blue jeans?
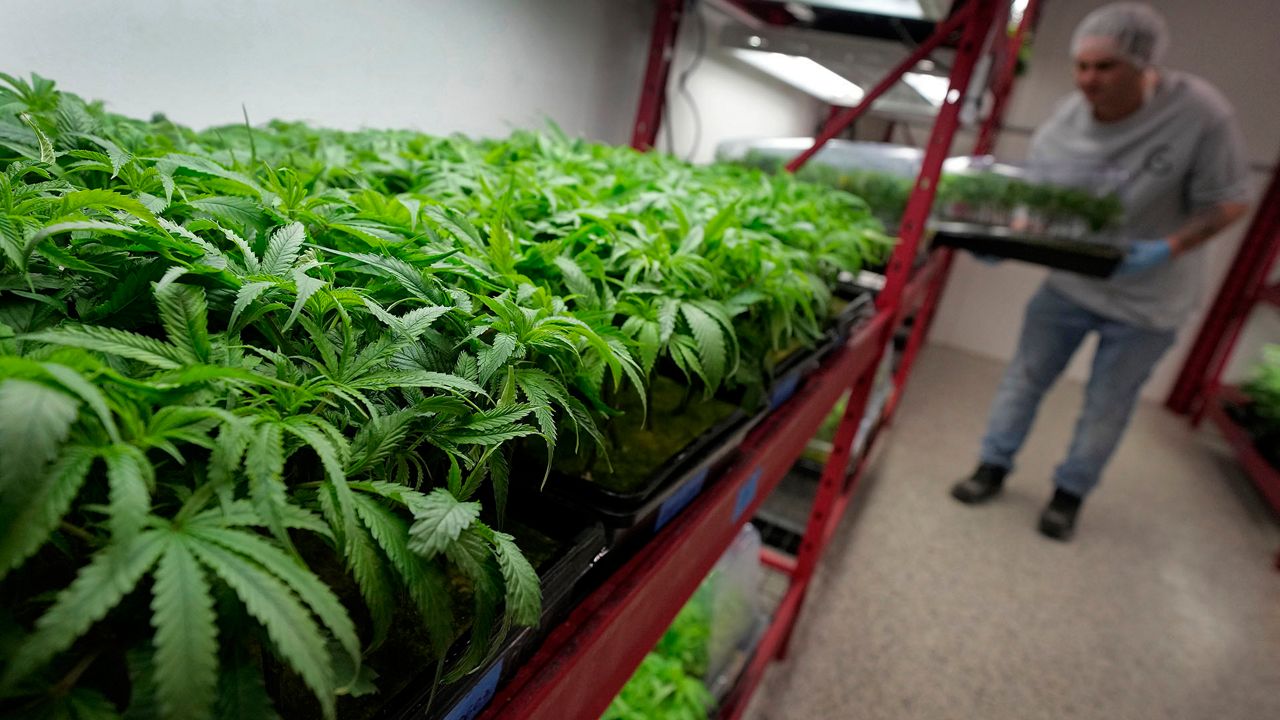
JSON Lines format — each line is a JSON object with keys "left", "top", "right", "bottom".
{"left": 979, "top": 285, "right": 1176, "bottom": 498}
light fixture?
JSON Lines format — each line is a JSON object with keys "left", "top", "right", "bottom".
{"left": 793, "top": 1, "right": 927, "bottom": 19}
{"left": 729, "top": 49, "right": 867, "bottom": 105}
{"left": 902, "top": 72, "right": 950, "bottom": 106}
{"left": 1011, "top": 0, "right": 1030, "bottom": 23}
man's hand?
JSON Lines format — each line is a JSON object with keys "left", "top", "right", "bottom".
{"left": 1114, "top": 239, "right": 1172, "bottom": 276}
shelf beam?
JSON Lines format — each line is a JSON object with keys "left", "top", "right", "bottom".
{"left": 479, "top": 313, "right": 888, "bottom": 720}
{"left": 631, "top": 0, "right": 684, "bottom": 151}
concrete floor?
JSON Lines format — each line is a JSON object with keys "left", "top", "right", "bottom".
{"left": 743, "top": 344, "right": 1280, "bottom": 720}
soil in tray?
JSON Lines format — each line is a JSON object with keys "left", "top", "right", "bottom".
{"left": 555, "top": 374, "right": 739, "bottom": 496}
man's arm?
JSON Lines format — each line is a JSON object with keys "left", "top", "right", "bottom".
{"left": 1167, "top": 200, "right": 1250, "bottom": 256}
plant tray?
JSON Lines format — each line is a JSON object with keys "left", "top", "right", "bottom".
{"left": 545, "top": 404, "right": 756, "bottom": 549}
{"left": 930, "top": 220, "right": 1123, "bottom": 277}
{"left": 506, "top": 499, "right": 608, "bottom": 630}
{"left": 765, "top": 289, "right": 875, "bottom": 412}
{"left": 765, "top": 335, "right": 840, "bottom": 411}
{"left": 386, "top": 627, "right": 535, "bottom": 720}
{"left": 828, "top": 290, "right": 876, "bottom": 343}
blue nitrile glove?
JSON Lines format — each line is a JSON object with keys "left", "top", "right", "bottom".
{"left": 1114, "top": 239, "right": 1173, "bottom": 276}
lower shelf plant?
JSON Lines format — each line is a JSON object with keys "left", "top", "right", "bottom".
{"left": 1238, "top": 344, "right": 1280, "bottom": 469}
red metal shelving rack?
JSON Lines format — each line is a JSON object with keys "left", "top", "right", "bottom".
{"left": 1165, "top": 155, "right": 1280, "bottom": 568}
{"left": 478, "top": 2, "right": 1040, "bottom": 718}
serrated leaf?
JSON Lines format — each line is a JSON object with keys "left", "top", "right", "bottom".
{"left": 189, "top": 526, "right": 360, "bottom": 681}
{"left": 0, "top": 378, "right": 80, "bottom": 494}
{"left": 38, "top": 362, "right": 120, "bottom": 443}
{"left": 2, "top": 532, "right": 165, "bottom": 687}
{"left": 657, "top": 298, "right": 679, "bottom": 343}
{"left": 82, "top": 134, "right": 133, "bottom": 177}
{"left": 360, "top": 298, "right": 450, "bottom": 340}
{"left": 223, "top": 228, "right": 260, "bottom": 274}
{"left": 477, "top": 332, "right": 518, "bottom": 386}
{"left": 553, "top": 255, "right": 599, "bottom": 307}
{"left": 186, "top": 537, "right": 336, "bottom": 720}
{"left": 25, "top": 219, "right": 131, "bottom": 249}
{"left": 444, "top": 424, "right": 538, "bottom": 446}
{"left": 154, "top": 281, "right": 211, "bottom": 363}
{"left": 261, "top": 222, "right": 305, "bottom": 276}
{"left": 349, "top": 370, "right": 486, "bottom": 397}
{"left": 459, "top": 405, "right": 532, "bottom": 433}
{"left": 337, "top": 495, "right": 395, "bottom": 647}
{"left": 59, "top": 188, "right": 158, "bottom": 227}
{"left": 286, "top": 270, "right": 325, "bottom": 330}
{"left": 230, "top": 281, "right": 273, "bottom": 330}
{"left": 103, "top": 443, "right": 153, "bottom": 544}
{"left": 0, "top": 444, "right": 94, "bottom": 580}
{"left": 151, "top": 537, "right": 218, "bottom": 720}
{"left": 243, "top": 422, "right": 298, "bottom": 556}
{"left": 156, "top": 154, "right": 264, "bottom": 198}
{"left": 322, "top": 248, "right": 438, "bottom": 302}
{"left": 214, "top": 651, "right": 282, "bottom": 720}
{"left": 26, "top": 326, "right": 184, "bottom": 369}
{"left": 492, "top": 531, "right": 541, "bottom": 627}
{"left": 680, "top": 302, "right": 727, "bottom": 391}
{"left": 187, "top": 196, "right": 264, "bottom": 230}
{"left": 406, "top": 488, "right": 481, "bottom": 558}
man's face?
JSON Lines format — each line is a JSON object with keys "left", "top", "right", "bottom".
{"left": 1073, "top": 44, "right": 1145, "bottom": 118}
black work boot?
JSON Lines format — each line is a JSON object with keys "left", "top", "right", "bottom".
{"left": 951, "top": 463, "right": 1008, "bottom": 504}
{"left": 1038, "top": 488, "right": 1083, "bottom": 541}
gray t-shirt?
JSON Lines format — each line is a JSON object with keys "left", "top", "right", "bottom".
{"left": 1029, "top": 70, "right": 1251, "bottom": 330}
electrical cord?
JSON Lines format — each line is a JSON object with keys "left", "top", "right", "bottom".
{"left": 663, "top": 0, "right": 707, "bottom": 160}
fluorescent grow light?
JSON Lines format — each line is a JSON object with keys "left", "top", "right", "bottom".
{"left": 791, "top": 1, "right": 927, "bottom": 18}
{"left": 729, "top": 48, "right": 866, "bottom": 106}
{"left": 902, "top": 71, "right": 950, "bottom": 107}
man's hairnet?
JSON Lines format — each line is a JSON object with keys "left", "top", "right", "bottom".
{"left": 1070, "top": 3, "right": 1169, "bottom": 68}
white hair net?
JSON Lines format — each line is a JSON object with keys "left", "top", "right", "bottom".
{"left": 1070, "top": 2, "right": 1170, "bottom": 68}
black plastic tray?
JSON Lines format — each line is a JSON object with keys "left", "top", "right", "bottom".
{"left": 764, "top": 335, "right": 839, "bottom": 412}
{"left": 764, "top": 289, "right": 875, "bottom": 412}
{"left": 386, "top": 628, "right": 534, "bottom": 720}
{"left": 540, "top": 404, "right": 756, "bottom": 550}
{"left": 828, "top": 290, "right": 875, "bottom": 342}
{"left": 508, "top": 499, "right": 607, "bottom": 630}
{"left": 930, "top": 221, "right": 1123, "bottom": 277}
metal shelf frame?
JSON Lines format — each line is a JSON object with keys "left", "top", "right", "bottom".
{"left": 1167, "top": 156, "right": 1280, "bottom": 419}
{"left": 480, "top": 2, "right": 1042, "bottom": 718}
{"left": 1165, "top": 155, "right": 1280, "bottom": 569}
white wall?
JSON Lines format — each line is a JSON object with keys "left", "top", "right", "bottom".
{"left": 927, "top": 0, "right": 1280, "bottom": 400}
{"left": 2, "top": 0, "right": 822, "bottom": 155}
{"left": 1, "top": 0, "right": 657, "bottom": 143}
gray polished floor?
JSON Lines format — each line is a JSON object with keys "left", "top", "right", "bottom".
{"left": 744, "top": 345, "right": 1280, "bottom": 720}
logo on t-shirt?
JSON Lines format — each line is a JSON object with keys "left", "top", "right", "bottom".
{"left": 1139, "top": 143, "right": 1175, "bottom": 177}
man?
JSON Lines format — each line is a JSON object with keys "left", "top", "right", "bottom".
{"left": 951, "top": 3, "right": 1251, "bottom": 540}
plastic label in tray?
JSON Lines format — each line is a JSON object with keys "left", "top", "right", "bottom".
{"left": 768, "top": 373, "right": 804, "bottom": 410}
{"left": 733, "top": 467, "right": 763, "bottom": 523}
{"left": 654, "top": 467, "right": 710, "bottom": 531}
{"left": 442, "top": 659, "right": 504, "bottom": 720}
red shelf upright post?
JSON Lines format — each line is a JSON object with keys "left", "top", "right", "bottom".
{"left": 886, "top": 0, "right": 1044, "bottom": 420}
{"left": 631, "top": 0, "right": 685, "bottom": 151}
{"left": 1166, "top": 155, "right": 1280, "bottom": 416}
